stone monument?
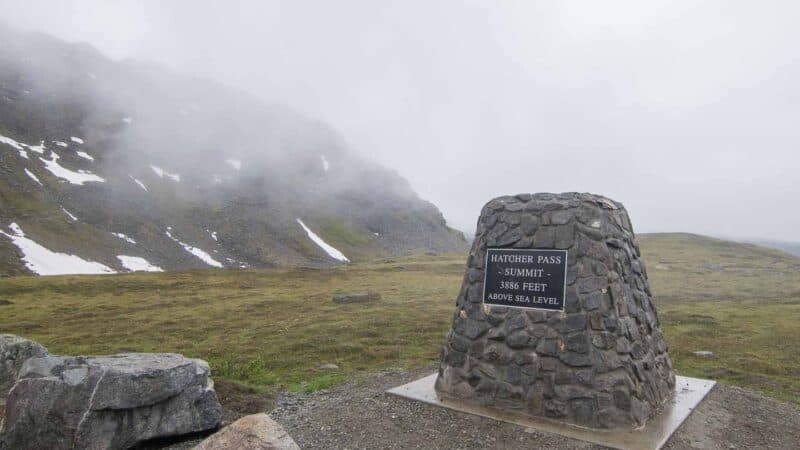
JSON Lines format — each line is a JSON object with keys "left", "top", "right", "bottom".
{"left": 434, "top": 193, "right": 675, "bottom": 429}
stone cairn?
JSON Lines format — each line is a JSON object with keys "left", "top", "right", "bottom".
{"left": 435, "top": 193, "right": 675, "bottom": 429}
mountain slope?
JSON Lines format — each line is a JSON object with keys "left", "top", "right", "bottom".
{"left": 0, "top": 24, "right": 466, "bottom": 276}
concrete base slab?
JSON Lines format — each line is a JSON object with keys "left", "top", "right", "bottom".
{"left": 387, "top": 373, "right": 715, "bottom": 450}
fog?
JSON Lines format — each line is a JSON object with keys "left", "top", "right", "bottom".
{"left": 4, "top": 1, "right": 799, "bottom": 240}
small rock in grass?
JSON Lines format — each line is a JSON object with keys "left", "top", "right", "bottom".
{"left": 319, "top": 363, "right": 340, "bottom": 370}
{"left": 332, "top": 292, "right": 381, "bottom": 304}
{"left": 693, "top": 351, "right": 715, "bottom": 358}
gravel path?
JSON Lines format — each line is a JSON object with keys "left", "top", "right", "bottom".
{"left": 139, "top": 367, "right": 799, "bottom": 449}
{"left": 269, "top": 368, "right": 800, "bottom": 450}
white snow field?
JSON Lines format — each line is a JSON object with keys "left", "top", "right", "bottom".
{"left": 70, "top": 136, "right": 84, "bottom": 144}
{"left": 165, "top": 228, "right": 223, "bottom": 267}
{"left": 129, "top": 176, "right": 148, "bottom": 191}
{"left": 321, "top": 155, "right": 330, "bottom": 172}
{"left": 225, "top": 159, "right": 242, "bottom": 170}
{"left": 150, "top": 165, "right": 181, "bottom": 182}
{"left": 296, "top": 218, "right": 350, "bottom": 263}
{"left": 117, "top": 255, "right": 163, "bottom": 272}
{"left": 40, "top": 152, "right": 105, "bottom": 185}
{"left": 0, "top": 223, "right": 116, "bottom": 275}
{"left": 24, "top": 169, "right": 42, "bottom": 186}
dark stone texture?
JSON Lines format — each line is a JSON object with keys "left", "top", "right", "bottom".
{"left": 505, "top": 330, "right": 531, "bottom": 349}
{"left": 435, "top": 193, "right": 676, "bottom": 430}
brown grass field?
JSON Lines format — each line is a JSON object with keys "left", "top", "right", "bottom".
{"left": 1, "top": 233, "right": 798, "bottom": 405}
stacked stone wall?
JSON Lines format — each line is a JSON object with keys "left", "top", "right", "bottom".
{"left": 435, "top": 193, "right": 675, "bottom": 429}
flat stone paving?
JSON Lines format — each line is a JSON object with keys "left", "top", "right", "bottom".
{"left": 388, "top": 373, "right": 714, "bottom": 450}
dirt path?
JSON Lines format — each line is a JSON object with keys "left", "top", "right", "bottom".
{"left": 269, "top": 368, "right": 800, "bottom": 449}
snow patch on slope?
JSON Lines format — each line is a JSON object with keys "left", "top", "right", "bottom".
{"left": 40, "top": 152, "right": 105, "bottom": 185}
{"left": 0, "top": 134, "right": 24, "bottom": 150}
{"left": 70, "top": 136, "right": 84, "bottom": 144}
{"left": 61, "top": 207, "right": 78, "bottom": 221}
{"left": 24, "top": 169, "right": 42, "bottom": 186}
{"left": 165, "top": 228, "right": 223, "bottom": 267}
{"left": 129, "top": 176, "right": 148, "bottom": 191}
{"left": 122, "top": 117, "right": 133, "bottom": 124}
{"left": 112, "top": 232, "right": 136, "bottom": 244}
{"left": 117, "top": 255, "right": 162, "bottom": 272}
{"left": 0, "top": 134, "right": 30, "bottom": 158}
{"left": 0, "top": 223, "right": 115, "bottom": 275}
{"left": 225, "top": 159, "right": 242, "bottom": 170}
{"left": 321, "top": 155, "right": 330, "bottom": 172}
{"left": 296, "top": 218, "right": 350, "bottom": 263}
{"left": 54, "top": 141, "right": 68, "bottom": 147}
{"left": 151, "top": 165, "right": 181, "bottom": 182}
{"left": 27, "top": 141, "right": 46, "bottom": 154}
{"left": 75, "top": 151, "right": 94, "bottom": 161}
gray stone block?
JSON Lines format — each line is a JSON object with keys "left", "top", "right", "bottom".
{"left": 0, "top": 334, "right": 48, "bottom": 398}
{"left": 1, "top": 353, "right": 222, "bottom": 450}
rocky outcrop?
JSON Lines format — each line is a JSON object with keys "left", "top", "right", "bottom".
{"left": 194, "top": 413, "right": 299, "bottom": 450}
{"left": 0, "top": 334, "right": 48, "bottom": 398}
{"left": 0, "top": 353, "right": 221, "bottom": 449}
{"left": 435, "top": 193, "right": 675, "bottom": 429}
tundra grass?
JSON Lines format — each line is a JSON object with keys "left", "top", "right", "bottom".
{"left": 1, "top": 234, "right": 798, "bottom": 406}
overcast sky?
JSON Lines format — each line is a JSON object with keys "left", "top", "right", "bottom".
{"left": 4, "top": 1, "right": 799, "bottom": 240}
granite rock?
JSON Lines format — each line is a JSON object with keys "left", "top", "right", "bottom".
{"left": 0, "top": 334, "right": 48, "bottom": 399}
{"left": 194, "top": 413, "right": 299, "bottom": 450}
{"left": 0, "top": 353, "right": 222, "bottom": 449}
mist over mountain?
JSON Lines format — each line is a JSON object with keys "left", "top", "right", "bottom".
{"left": 0, "top": 24, "right": 466, "bottom": 275}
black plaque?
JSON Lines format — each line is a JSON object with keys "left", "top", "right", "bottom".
{"left": 483, "top": 248, "right": 568, "bottom": 311}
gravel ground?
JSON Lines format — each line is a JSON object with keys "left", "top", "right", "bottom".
{"left": 55, "top": 367, "right": 797, "bottom": 449}
{"left": 268, "top": 368, "right": 800, "bottom": 450}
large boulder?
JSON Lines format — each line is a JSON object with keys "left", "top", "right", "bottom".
{"left": 0, "top": 353, "right": 222, "bottom": 449}
{"left": 0, "top": 334, "right": 48, "bottom": 398}
{"left": 194, "top": 413, "right": 299, "bottom": 450}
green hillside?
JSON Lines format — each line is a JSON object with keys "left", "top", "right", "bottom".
{"left": 639, "top": 233, "right": 800, "bottom": 404}
{"left": 0, "top": 233, "right": 798, "bottom": 405}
